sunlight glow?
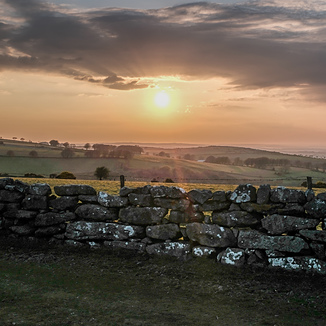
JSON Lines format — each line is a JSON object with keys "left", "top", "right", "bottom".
{"left": 154, "top": 91, "right": 170, "bottom": 108}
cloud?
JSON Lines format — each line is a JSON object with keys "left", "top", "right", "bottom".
{"left": 1, "top": 0, "right": 326, "bottom": 96}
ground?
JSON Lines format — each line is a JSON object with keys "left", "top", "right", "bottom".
{"left": 0, "top": 240, "right": 326, "bottom": 325}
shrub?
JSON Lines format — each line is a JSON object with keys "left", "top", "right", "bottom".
{"left": 24, "top": 173, "right": 44, "bottom": 178}
{"left": 55, "top": 171, "right": 76, "bottom": 179}
{"left": 94, "top": 166, "right": 110, "bottom": 180}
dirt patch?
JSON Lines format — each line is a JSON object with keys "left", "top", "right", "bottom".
{"left": 0, "top": 241, "right": 326, "bottom": 325}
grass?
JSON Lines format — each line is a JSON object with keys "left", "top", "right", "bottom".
{"left": 0, "top": 243, "right": 326, "bottom": 325}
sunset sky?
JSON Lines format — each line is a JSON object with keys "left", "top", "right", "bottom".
{"left": 1, "top": 0, "right": 326, "bottom": 147}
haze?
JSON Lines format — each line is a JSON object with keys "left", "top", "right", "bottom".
{"left": 1, "top": 0, "right": 326, "bottom": 147}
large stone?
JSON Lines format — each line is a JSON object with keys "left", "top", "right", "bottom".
{"left": 146, "top": 241, "right": 191, "bottom": 259}
{"left": 104, "top": 240, "right": 146, "bottom": 252}
{"left": 75, "top": 204, "right": 118, "bottom": 222}
{"left": 219, "top": 248, "right": 246, "bottom": 267}
{"left": 50, "top": 196, "right": 79, "bottom": 211}
{"left": 22, "top": 195, "right": 48, "bottom": 210}
{"left": 262, "top": 214, "right": 320, "bottom": 235}
{"left": 299, "top": 230, "right": 326, "bottom": 243}
{"left": 153, "top": 198, "right": 190, "bottom": 211}
{"left": 188, "top": 189, "right": 212, "bottom": 205}
{"left": 317, "top": 193, "right": 326, "bottom": 201}
{"left": 201, "top": 201, "right": 230, "bottom": 212}
{"left": 238, "top": 230, "right": 309, "bottom": 253}
{"left": 305, "top": 198, "right": 326, "bottom": 219}
{"left": 35, "top": 225, "right": 64, "bottom": 237}
{"left": 29, "top": 183, "right": 52, "bottom": 196}
{"left": 212, "top": 191, "right": 227, "bottom": 202}
{"left": 3, "top": 210, "right": 37, "bottom": 220}
{"left": 0, "top": 190, "right": 24, "bottom": 203}
{"left": 150, "top": 186, "right": 187, "bottom": 199}
{"left": 146, "top": 224, "right": 181, "bottom": 240}
{"left": 230, "top": 184, "right": 257, "bottom": 203}
{"left": 192, "top": 246, "right": 217, "bottom": 258}
{"left": 78, "top": 195, "right": 98, "bottom": 204}
{"left": 268, "top": 257, "right": 326, "bottom": 275}
{"left": 0, "top": 178, "right": 14, "bottom": 189}
{"left": 240, "top": 202, "right": 282, "bottom": 215}
{"left": 277, "top": 203, "right": 305, "bottom": 216}
{"left": 212, "top": 211, "right": 261, "bottom": 227}
{"left": 120, "top": 185, "right": 151, "bottom": 197}
{"left": 65, "top": 221, "right": 145, "bottom": 241}
{"left": 9, "top": 225, "right": 35, "bottom": 236}
{"left": 168, "top": 210, "right": 204, "bottom": 223}
{"left": 256, "top": 184, "right": 271, "bottom": 204}
{"left": 35, "top": 212, "right": 76, "bottom": 226}
{"left": 128, "top": 193, "right": 153, "bottom": 207}
{"left": 270, "top": 187, "right": 306, "bottom": 204}
{"left": 119, "top": 207, "right": 168, "bottom": 225}
{"left": 5, "top": 180, "right": 29, "bottom": 193}
{"left": 54, "top": 185, "right": 96, "bottom": 196}
{"left": 98, "top": 192, "right": 128, "bottom": 208}
{"left": 186, "top": 223, "right": 237, "bottom": 248}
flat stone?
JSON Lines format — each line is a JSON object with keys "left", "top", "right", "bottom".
{"left": 54, "top": 185, "right": 96, "bottom": 196}
{"left": 35, "top": 225, "right": 64, "bottom": 237}
{"left": 3, "top": 210, "right": 37, "bottom": 220}
{"left": 78, "top": 195, "right": 98, "bottom": 204}
{"left": 212, "top": 191, "right": 227, "bottom": 202}
{"left": 98, "top": 192, "right": 128, "bottom": 208}
{"left": 104, "top": 240, "right": 146, "bottom": 252}
{"left": 268, "top": 257, "right": 326, "bottom": 275}
{"left": 9, "top": 225, "right": 35, "bottom": 236}
{"left": 119, "top": 207, "right": 168, "bottom": 225}
{"left": 305, "top": 198, "right": 326, "bottom": 219}
{"left": 35, "top": 212, "right": 76, "bottom": 226}
{"left": 299, "top": 230, "right": 326, "bottom": 243}
{"left": 75, "top": 204, "right": 118, "bottom": 222}
{"left": 29, "top": 183, "right": 52, "bottom": 196}
{"left": 146, "top": 224, "right": 181, "bottom": 240}
{"left": 212, "top": 210, "right": 261, "bottom": 227}
{"left": 146, "top": 241, "right": 191, "bottom": 259}
{"left": 22, "top": 195, "right": 48, "bottom": 210}
{"left": 50, "top": 196, "right": 79, "bottom": 211}
{"left": 153, "top": 198, "right": 190, "bottom": 211}
{"left": 238, "top": 230, "right": 309, "bottom": 253}
{"left": 262, "top": 214, "right": 320, "bottom": 235}
{"left": 128, "top": 193, "right": 153, "bottom": 207}
{"left": 201, "top": 201, "right": 230, "bottom": 212}
{"left": 186, "top": 222, "right": 237, "bottom": 248}
{"left": 188, "top": 189, "right": 212, "bottom": 205}
{"left": 150, "top": 186, "right": 187, "bottom": 199}
{"left": 0, "top": 190, "right": 24, "bottom": 203}
{"left": 270, "top": 187, "right": 306, "bottom": 204}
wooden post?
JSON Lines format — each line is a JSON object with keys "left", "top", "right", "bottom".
{"left": 120, "top": 175, "right": 125, "bottom": 188}
{"left": 307, "top": 176, "right": 313, "bottom": 190}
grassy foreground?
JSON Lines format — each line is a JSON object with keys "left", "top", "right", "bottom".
{"left": 0, "top": 242, "right": 326, "bottom": 326}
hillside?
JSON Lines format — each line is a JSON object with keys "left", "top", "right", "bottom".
{"left": 0, "top": 139, "right": 326, "bottom": 187}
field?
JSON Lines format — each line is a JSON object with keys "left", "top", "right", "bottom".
{"left": 1, "top": 241, "right": 326, "bottom": 326}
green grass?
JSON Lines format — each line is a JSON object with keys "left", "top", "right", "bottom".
{"left": 1, "top": 244, "right": 326, "bottom": 326}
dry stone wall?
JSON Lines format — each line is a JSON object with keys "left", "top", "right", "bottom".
{"left": 1, "top": 178, "right": 326, "bottom": 274}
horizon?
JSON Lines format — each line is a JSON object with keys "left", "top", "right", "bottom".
{"left": 2, "top": 1, "right": 326, "bottom": 147}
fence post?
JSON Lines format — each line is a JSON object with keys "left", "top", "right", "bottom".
{"left": 120, "top": 175, "right": 125, "bottom": 188}
{"left": 307, "top": 176, "right": 313, "bottom": 190}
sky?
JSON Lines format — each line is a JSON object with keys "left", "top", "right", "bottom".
{"left": 1, "top": 0, "right": 326, "bottom": 147}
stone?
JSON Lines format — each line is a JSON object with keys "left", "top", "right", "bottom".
{"left": 212, "top": 211, "right": 261, "bottom": 227}
{"left": 35, "top": 212, "right": 76, "bottom": 226}
{"left": 119, "top": 207, "right": 168, "bottom": 225}
{"left": 75, "top": 204, "right": 118, "bottom": 222}
{"left": 119, "top": 187, "right": 135, "bottom": 197}
{"left": 35, "top": 225, "right": 64, "bottom": 237}
{"left": 256, "top": 184, "right": 271, "bottom": 204}
{"left": 305, "top": 189, "right": 315, "bottom": 202}
{"left": 304, "top": 198, "right": 326, "bottom": 219}
{"left": 299, "top": 230, "right": 326, "bottom": 243}
{"left": 78, "top": 195, "right": 98, "bottom": 204}
{"left": 192, "top": 246, "right": 216, "bottom": 258}
{"left": 22, "top": 195, "right": 48, "bottom": 210}
{"left": 270, "top": 187, "right": 306, "bottom": 204}
{"left": 3, "top": 210, "right": 37, "bottom": 220}
{"left": 201, "top": 201, "right": 230, "bottom": 212}
{"left": 0, "top": 190, "right": 24, "bottom": 203}
{"left": 146, "top": 241, "right": 191, "bottom": 259}
{"left": 186, "top": 223, "right": 237, "bottom": 248}
{"left": 0, "top": 178, "right": 14, "bottom": 189}
{"left": 98, "top": 192, "right": 128, "bottom": 208}
{"left": 5, "top": 180, "right": 29, "bottom": 193}
{"left": 29, "top": 183, "right": 52, "bottom": 196}
{"left": 219, "top": 248, "right": 246, "bottom": 267}
{"left": 188, "top": 189, "right": 212, "bottom": 205}
{"left": 238, "top": 230, "right": 309, "bottom": 253}
{"left": 65, "top": 221, "right": 145, "bottom": 241}
{"left": 146, "top": 224, "right": 181, "bottom": 240}
{"left": 54, "top": 184, "right": 96, "bottom": 196}
{"left": 212, "top": 191, "right": 227, "bottom": 202}
{"left": 9, "top": 224, "right": 35, "bottom": 236}
{"left": 277, "top": 203, "right": 305, "bottom": 216}
{"left": 246, "top": 249, "right": 267, "bottom": 266}
{"left": 153, "top": 198, "right": 190, "bottom": 211}
{"left": 317, "top": 193, "right": 326, "bottom": 201}
{"left": 268, "top": 257, "right": 326, "bottom": 275}
{"left": 240, "top": 202, "right": 282, "bottom": 215}
{"left": 104, "top": 240, "right": 146, "bottom": 252}
{"left": 310, "top": 242, "right": 325, "bottom": 260}
{"left": 262, "top": 214, "right": 320, "bottom": 235}
{"left": 150, "top": 186, "right": 187, "bottom": 199}
{"left": 128, "top": 193, "right": 153, "bottom": 207}
{"left": 50, "top": 196, "right": 79, "bottom": 211}
{"left": 230, "top": 184, "right": 257, "bottom": 203}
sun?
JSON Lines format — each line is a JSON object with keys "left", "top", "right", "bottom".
{"left": 154, "top": 91, "right": 170, "bottom": 108}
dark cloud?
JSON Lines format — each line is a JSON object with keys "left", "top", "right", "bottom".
{"left": 1, "top": 0, "right": 326, "bottom": 94}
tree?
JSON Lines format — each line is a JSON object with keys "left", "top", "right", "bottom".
{"left": 7, "top": 150, "right": 14, "bottom": 157}
{"left": 29, "top": 150, "right": 38, "bottom": 158}
{"left": 94, "top": 166, "right": 110, "bottom": 180}
{"left": 49, "top": 139, "right": 59, "bottom": 147}
{"left": 56, "top": 171, "right": 76, "bottom": 179}
{"left": 61, "top": 148, "right": 75, "bottom": 158}
{"left": 84, "top": 143, "right": 91, "bottom": 150}
{"left": 63, "top": 142, "right": 70, "bottom": 148}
